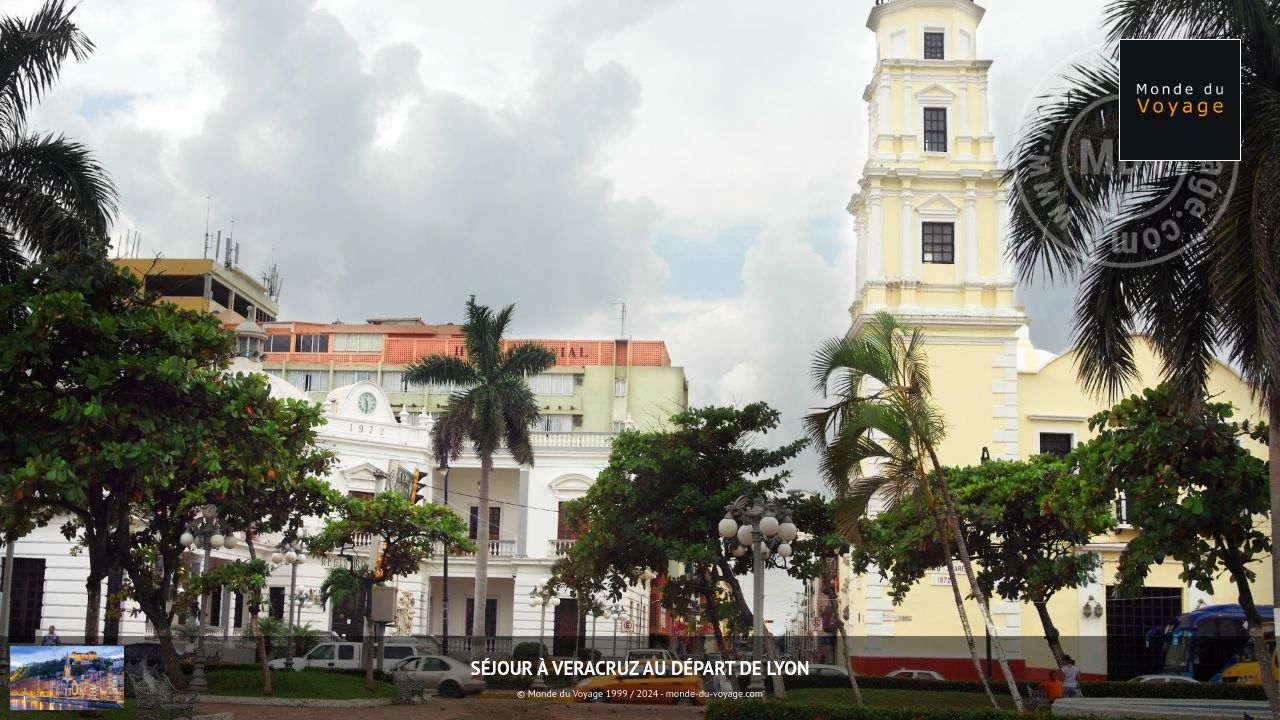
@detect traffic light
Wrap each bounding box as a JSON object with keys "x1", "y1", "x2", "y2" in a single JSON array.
[{"x1": 413, "y1": 468, "x2": 433, "y2": 505}]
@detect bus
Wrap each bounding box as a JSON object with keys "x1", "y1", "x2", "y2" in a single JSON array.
[{"x1": 1153, "y1": 604, "x2": 1274, "y2": 681}]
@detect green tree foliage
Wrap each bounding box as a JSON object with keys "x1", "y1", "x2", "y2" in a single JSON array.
[
  {"x1": 0, "y1": 248, "x2": 233, "y2": 648},
  {"x1": 853, "y1": 455, "x2": 1112, "y2": 665},
  {"x1": 558, "y1": 404, "x2": 813, "y2": 656},
  {"x1": 310, "y1": 492, "x2": 472, "y2": 688},
  {"x1": 0, "y1": 0, "x2": 117, "y2": 287},
  {"x1": 1076, "y1": 384, "x2": 1273, "y2": 700},
  {"x1": 403, "y1": 297, "x2": 555, "y2": 656}
]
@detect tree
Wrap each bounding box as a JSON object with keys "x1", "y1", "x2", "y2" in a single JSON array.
[
  {"x1": 558, "y1": 403, "x2": 823, "y2": 697},
  {"x1": 1003, "y1": 0, "x2": 1280, "y2": 688},
  {"x1": 0, "y1": 0, "x2": 116, "y2": 284},
  {"x1": 197, "y1": 373, "x2": 338, "y2": 695},
  {"x1": 310, "y1": 492, "x2": 471, "y2": 689},
  {"x1": 403, "y1": 296, "x2": 555, "y2": 657},
  {"x1": 1075, "y1": 384, "x2": 1275, "y2": 710},
  {"x1": 853, "y1": 455, "x2": 1112, "y2": 667},
  {"x1": 0, "y1": 248, "x2": 233, "y2": 648},
  {"x1": 805, "y1": 312, "x2": 1023, "y2": 711}
]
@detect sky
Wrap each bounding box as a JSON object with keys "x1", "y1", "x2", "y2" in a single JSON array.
[{"x1": 14, "y1": 0, "x2": 1110, "y2": 625}]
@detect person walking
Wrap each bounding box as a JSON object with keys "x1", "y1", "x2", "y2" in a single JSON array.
[
  {"x1": 41, "y1": 625, "x2": 60, "y2": 646},
  {"x1": 1061, "y1": 655, "x2": 1081, "y2": 697}
]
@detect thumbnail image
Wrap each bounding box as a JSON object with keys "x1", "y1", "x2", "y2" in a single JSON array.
[{"x1": 8, "y1": 646, "x2": 126, "y2": 711}]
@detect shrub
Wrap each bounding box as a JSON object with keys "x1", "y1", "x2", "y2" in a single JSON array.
[
  {"x1": 577, "y1": 647, "x2": 602, "y2": 662},
  {"x1": 513, "y1": 641, "x2": 548, "y2": 662},
  {"x1": 706, "y1": 700, "x2": 1022, "y2": 720}
]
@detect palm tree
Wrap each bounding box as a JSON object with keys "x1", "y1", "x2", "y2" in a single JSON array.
[
  {"x1": 1, "y1": 0, "x2": 116, "y2": 285},
  {"x1": 404, "y1": 297, "x2": 556, "y2": 658},
  {"x1": 805, "y1": 312, "x2": 1023, "y2": 711},
  {"x1": 1004, "y1": 1, "x2": 1280, "y2": 710}
]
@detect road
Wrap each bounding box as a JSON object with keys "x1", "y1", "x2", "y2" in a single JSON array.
[{"x1": 195, "y1": 696, "x2": 708, "y2": 720}]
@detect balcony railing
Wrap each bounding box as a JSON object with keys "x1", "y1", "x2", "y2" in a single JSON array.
[
  {"x1": 526, "y1": 432, "x2": 614, "y2": 449},
  {"x1": 435, "y1": 539, "x2": 516, "y2": 558},
  {"x1": 549, "y1": 538, "x2": 577, "y2": 556}
]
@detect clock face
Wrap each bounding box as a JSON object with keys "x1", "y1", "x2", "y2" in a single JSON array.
[{"x1": 357, "y1": 392, "x2": 377, "y2": 414}]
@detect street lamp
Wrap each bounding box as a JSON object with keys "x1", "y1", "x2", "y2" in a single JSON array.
[
  {"x1": 606, "y1": 603, "x2": 626, "y2": 661},
  {"x1": 178, "y1": 504, "x2": 231, "y2": 693},
  {"x1": 718, "y1": 495, "x2": 799, "y2": 694},
  {"x1": 272, "y1": 536, "x2": 309, "y2": 670},
  {"x1": 527, "y1": 579, "x2": 560, "y2": 689}
]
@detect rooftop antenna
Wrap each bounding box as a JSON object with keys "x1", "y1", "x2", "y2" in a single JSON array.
[
  {"x1": 612, "y1": 302, "x2": 627, "y2": 339},
  {"x1": 214, "y1": 230, "x2": 222, "y2": 263},
  {"x1": 202, "y1": 195, "x2": 212, "y2": 258},
  {"x1": 132, "y1": 230, "x2": 142, "y2": 258}
]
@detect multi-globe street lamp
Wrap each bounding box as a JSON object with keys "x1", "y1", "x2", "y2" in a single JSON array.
[
  {"x1": 527, "y1": 579, "x2": 560, "y2": 689},
  {"x1": 271, "y1": 538, "x2": 309, "y2": 670},
  {"x1": 178, "y1": 504, "x2": 235, "y2": 693},
  {"x1": 718, "y1": 495, "x2": 798, "y2": 694},
  {"x1": 606, "y1": 603, "x2": 626, "y2": 660}
]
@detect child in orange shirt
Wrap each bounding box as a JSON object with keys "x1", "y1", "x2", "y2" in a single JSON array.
[{"x1": 1041, "y1": 669, "x2": 1063, "y2": 702}]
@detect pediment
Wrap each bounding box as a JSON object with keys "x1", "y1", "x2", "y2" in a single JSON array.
[
  {"x1": 916, "y1": 193, "x2": 962, "y2": 213},
  {"x1": 914, "y1": 83, "x2": 956, "y2": 103}
]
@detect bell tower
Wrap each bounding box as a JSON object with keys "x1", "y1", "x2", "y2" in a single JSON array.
[
  {"x1": 847, "y1": 0, "x2": 1030, "y2": 466},
  {"x1": 848, "y1": 0, "x2": 1023, "y2": 335}
]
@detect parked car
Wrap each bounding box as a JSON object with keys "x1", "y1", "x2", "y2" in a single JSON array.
[
  {"x1": 1129, "y1": 673, "x2": 1200, "y2": 683},
  {"x1": 267, "y1": 639, "x2": 430, "y2": 671},
  {"x1": 625, "y1": 648, "x2": 677, "y2": 663},
  {"x1": 390, "y1": 655, "x2": 485, "y2": 698},
  {"x1": 886, "y1": 668, "x2": 945, "y2": 681},
  {"x1": 575, "y1": 660, "x2": 703, "y2": 705}
]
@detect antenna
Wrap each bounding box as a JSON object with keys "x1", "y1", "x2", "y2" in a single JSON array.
[
  {"x1": 214, "y1": 230, "x2": 222, "y2": 262},
  {"x1": 234, "y1": 240, "x2": 240, "y2": 267},
  {"x1": 202, "y1": 195, "x2": 212, "y2": 258},
  {"x1": 612, "y1": 302, "x2": 627, "y2": 339}
]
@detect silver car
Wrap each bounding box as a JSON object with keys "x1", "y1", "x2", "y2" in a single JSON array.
[
  {"x1": 392, "y1": 655, "x2": 486, "y2": 698},
  {"x1": 1129, "y1": 674, "x2": 1199, "y2": 683}
]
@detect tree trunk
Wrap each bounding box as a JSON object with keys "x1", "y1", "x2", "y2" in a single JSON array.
[
  {"x1": 470, "y1": 454, "x2": 492, "y2": 661},
  {"x1": 156, "y1": 625, "x2": 186, "y2": 689},
  {"x1": 823, "y1": 572, "x2": 863, "y2": 707},
  {"x1": 761, "y1": 623, "x2": 788, "y2": 700},
  {"x1": 713, "y1": 555, "x2": 787, "y2": 699},
  {"x1": 84, "y1": 574, "x2": 103, "y2": 645},
  {"x1": 1230, "y1": 551, "x2": 1280, "y2": 716},
  {"x1": 928, "y1": 446, "x2": 1024, "y2": 712},
  {"x1": 1033, "y1": 599, "x2": 1066, "y2": 669},
  {"x1": 363, "y1": 585, "x2": 376, "y2": 690},
  {"x1": 104, "y1": 567, "x2": 123, "y2": 645},
  {"x1": 244, "y1": 534, "x2": 273, "y2": 695},
  {"x1": 937, "y1": 516, "x2": 998, "y2": 707}
]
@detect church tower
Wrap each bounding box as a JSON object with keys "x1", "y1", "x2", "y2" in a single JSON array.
[{"x1": 847, "y1": 0, "x2": 1028, "y2": 465}]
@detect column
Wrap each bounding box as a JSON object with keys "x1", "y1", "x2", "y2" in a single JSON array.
[
  {"x1": 868, "y1": 193, "x2": 884, "y2": 279},
  {"x1": 965, "y1": 190, "x2": 979, "y2": 282},
  {"x1": 979, "y1": 78, "x2": 991, "y2": 135},
  {"x1": 516, "y1": 469, "x2": 530, "y2": 558},
  {"x1": 876, "y1": 80, "x2": 892, "y2": 160},
  {"x1": 957, "y1": 76, "x2": 970, "y2": 136},
  {"x1": 995, "y1": 189, "x2": 1012, "y2": 283},
  {"x1": 901, "y1": 77, "x2": 915, "y2": 159},
  {"x1": 899, "y1": 188, "x2": 914, "y2": 280}
]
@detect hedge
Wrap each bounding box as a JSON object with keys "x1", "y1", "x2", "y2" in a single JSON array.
[
  {"x1": 188, "y1": 663, "x2": 393, "y2": 683},
  {"x1": 706, "y1": 700, "x2": 1024, "y2": 720},
  {"x1": 774, "y1": 674, "x2": 1265, "y2": 701}
]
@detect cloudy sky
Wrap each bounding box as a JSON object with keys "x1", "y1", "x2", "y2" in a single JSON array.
[{"x1": 18, "y1": 0, "x2": 1111, "y2": 622}]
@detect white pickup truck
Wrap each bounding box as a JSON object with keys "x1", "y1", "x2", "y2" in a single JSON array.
[{"x1": 268, "y1": 639, "x2": 430, "y2": 671}]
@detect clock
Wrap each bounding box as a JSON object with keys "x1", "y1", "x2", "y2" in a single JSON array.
[{"x1": 357, "y1": 392, "x2": 377, "y2": 414}]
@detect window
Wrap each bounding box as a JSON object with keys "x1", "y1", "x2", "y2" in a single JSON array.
[
  {"x1": 380, "y1": 371, "x2": 405, "y2": 393},
  {"x1": 527, "y1": 373, "x2": 574, "y2": 396},
  {"x1": 1039, "y1": 432, "x2": 1073, "y2": 457},
  {"x1": 923, "y1": 107, "x2": 947, "y2": 152},
  {"x1": 332, "y1": 333, "x2": 382, "y2": 352},
  {"x1": 469, "y1": 506, "x2": 501, "y2": 540},
  {"x1": 337, "y1": 645, "x2": 355, "y2": 660},
  {"x1": 294, "y1": 334, "x2": 329, "y2": 353},
  {"x1": 572, "y1": 415, "x2": 583, "y2": 429},
  {"x1": 308, "y1": 645, "x2": 335, "y2": 660},
  {"x1": 285, "y1": 370, "x2": 330, "y2": 392},
  {"x1": 383, "y1": 646, "x2": 414, "y2": 660},
  {"x1": 269, "y1": 587, "x2": 285, "y2": 620},
  {"x1": 422, "y1": 657, "x2": 449, "y2": 671},
  {"x1": 613, "y1": 378, "x2": 627, "y2": 397},
  {"x1": 264, "y1": 335, "x2": 292, "y2": 353},
  {"x1": 924, "y1": 32, "x2": 944, "y2": 59},
  {"x1": 332, "y1": 370, "x2": 376, "y2": 387},
  {"x1": 466, "y1": 598, "x2": 498, "y2": 637},
  {"x1": 557, "y1": 502, "x2": 587, "y2": 540},
  {"x1": 922, "y1": 222, "x2": 955, "y2": 264},
  {"x1": 535, "y1": 415, "x2": 573, "y2": 432},
  {"x1": 1115, "y1": 492, "x2": 1131, "y2": 526}
]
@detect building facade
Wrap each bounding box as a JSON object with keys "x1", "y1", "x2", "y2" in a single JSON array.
[{"x1": 840, "y1": 0, "x2": 1270, "y2": 681}]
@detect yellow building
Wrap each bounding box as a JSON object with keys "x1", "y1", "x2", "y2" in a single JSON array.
[
  {"x1": 841, "y1": 0, "x2": 1269, "y2": 681},
  {"x1": 113, "y1": 257, "x2": 279, "y2": 323}
]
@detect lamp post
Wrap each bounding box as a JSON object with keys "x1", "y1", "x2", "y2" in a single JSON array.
[
  {"x1": 718, "y1": 495, "x2": 798, "y2": 695},
  {"x1": 179, "y1": 504, "x2": 234, "y2": 693},
  {"x1": 271, "y1": 538, "x2": 308, "y2": 670},
  {"x1": 527, "y1": 579, "x2": 559, "y2": 689},
  {"x1": 607, "y1": 603, "x2": 625, "y2": 660},
  {"x1": 438, "y1": 453, "x2": 451, "y2": 657}
]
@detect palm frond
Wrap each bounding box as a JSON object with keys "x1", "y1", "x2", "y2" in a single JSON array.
[
  {"x1": 0, "y1": 0, "x2": 93, "y2": 136},
  {"x1": 403, "y1": 353, "x2": 477, "y2": 388}
]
